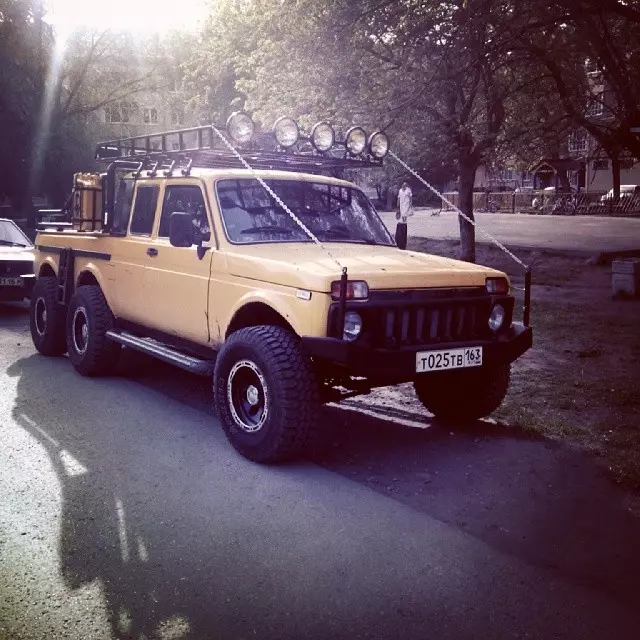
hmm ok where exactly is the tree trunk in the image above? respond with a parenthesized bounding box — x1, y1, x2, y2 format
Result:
(386, 188, 394, 212)
(458, 162, 477, 263)
(611, 152, 621, 201)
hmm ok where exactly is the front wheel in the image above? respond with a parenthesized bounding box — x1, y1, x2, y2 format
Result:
(214, 326, 320, 463)
(414, 363, 511, 422)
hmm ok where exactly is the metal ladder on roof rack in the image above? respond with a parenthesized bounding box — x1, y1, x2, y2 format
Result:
(57, 248, 74, 305)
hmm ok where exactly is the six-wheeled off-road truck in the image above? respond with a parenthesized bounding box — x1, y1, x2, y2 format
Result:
(30, 114, 532, 462)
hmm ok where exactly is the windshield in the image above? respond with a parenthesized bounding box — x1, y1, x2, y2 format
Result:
(216, 179, 393, 246)
(0, 220, 31, 247)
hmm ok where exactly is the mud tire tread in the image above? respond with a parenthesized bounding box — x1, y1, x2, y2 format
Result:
(214, 325, 320, 463)
(66, 285, 120, 377)
(30, 277, 67, 356)
(414, 363, 511, 422)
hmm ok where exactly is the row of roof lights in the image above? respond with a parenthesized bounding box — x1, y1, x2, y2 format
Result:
(226, 112, 390, 159)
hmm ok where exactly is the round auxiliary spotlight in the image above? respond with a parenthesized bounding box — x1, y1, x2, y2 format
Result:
(345, 126, 367, 156)
(273, 116, 300, 148)
(310, 121, 336, 153)
(368, 131, 390, 159)
(226, 111, 255, 144)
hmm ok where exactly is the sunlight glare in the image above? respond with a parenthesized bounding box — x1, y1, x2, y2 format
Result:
(45, 0, 210, 34)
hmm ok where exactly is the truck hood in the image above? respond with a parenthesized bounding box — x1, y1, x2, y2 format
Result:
(224, 242, 506, 292)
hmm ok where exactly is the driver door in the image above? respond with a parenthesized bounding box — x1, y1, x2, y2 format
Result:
(142, 182, 213, 345)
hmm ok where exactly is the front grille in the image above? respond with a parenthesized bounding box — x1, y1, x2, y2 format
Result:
(377, 301, 490, 348)
(329, 288, 499, 349)
(1, 261, 32, 277)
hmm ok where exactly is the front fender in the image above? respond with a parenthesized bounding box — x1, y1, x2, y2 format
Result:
(227, 289, 303, 336)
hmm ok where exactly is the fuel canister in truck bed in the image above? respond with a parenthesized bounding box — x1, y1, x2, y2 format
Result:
(72, 173, 103, 231)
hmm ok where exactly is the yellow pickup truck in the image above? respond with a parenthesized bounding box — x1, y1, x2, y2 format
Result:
(30, 114, 532, 462)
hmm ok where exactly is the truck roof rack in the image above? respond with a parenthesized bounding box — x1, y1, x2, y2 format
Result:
(95, 116, 388, 175)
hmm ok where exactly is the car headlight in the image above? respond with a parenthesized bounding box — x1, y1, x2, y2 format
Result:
(345, 126, 367, 156)
(368, 131, 390, 159)
(226, 111, 254, 144)
(273, 116, 299, 148)
(486, 277, 509, 294)
(311, 121, 335, 152)
(488, 304, 506, 332)
(343, 311, 363, 342)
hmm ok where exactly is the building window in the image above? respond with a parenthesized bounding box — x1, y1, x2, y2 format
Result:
(593, 159, 609, 171)
(104, 104, 121, 123)
(143, 107, 158, 124)
(569, 130, 588, 154)
(586, 94, 604, 117)
(120, 101, 136, 123)
(104, 101, 138, 124)
(171, 108, 184, 126)
(620, 158, 635, 171)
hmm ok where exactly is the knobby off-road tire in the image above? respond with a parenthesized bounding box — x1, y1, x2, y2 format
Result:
(30, 277, 67, 356)
(414, 363, 511, 422)
(214, 325, 320, 463)
(66, 285, 120, 377)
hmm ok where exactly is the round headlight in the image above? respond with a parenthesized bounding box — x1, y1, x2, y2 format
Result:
(343, 311, 363, 342)
(488, 304, 506, 332)
(311, 121, 335, 152)
(345, 126, 367, 156)
(226, 112, 254, 145)
(273, 116, 299, 148)
(368, 131, 389, 159)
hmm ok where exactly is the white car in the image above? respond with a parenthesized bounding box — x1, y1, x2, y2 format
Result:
(0, 218, 35, 302)
(600, 185, 639, 202)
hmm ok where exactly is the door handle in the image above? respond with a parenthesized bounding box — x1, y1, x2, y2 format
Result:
(147, 247, 158, 257)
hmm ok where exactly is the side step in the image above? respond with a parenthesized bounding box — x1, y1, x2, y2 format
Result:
(106, 330, 215, 376)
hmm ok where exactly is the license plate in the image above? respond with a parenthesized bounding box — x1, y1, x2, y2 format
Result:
(0, 276, 22, 286)
(416, 346, 483, 373)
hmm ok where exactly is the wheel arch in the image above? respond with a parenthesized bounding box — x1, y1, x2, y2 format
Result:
(226, 300, 297, 339)
(38, 260, 57, 278)
(76, 269, 100, 289)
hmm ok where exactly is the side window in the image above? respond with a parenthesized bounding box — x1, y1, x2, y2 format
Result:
(129, 185, 159, 236)
(111, 177, 135, 234)
(159, 185, 210, 243)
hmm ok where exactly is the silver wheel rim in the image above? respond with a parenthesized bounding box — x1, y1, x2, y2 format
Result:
(72, 306, 89, 355)
(34, 297, 47, 337)
(227, 359, 269, 433)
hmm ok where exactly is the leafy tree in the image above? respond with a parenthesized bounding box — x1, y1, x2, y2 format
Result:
(188, 0, 535, 262)
(516, 0, 640, 199)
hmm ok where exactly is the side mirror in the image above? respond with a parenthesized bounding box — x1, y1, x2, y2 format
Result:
(169, 212, 194, 247)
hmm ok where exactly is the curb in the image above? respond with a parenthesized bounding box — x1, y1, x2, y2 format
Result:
(406, 235, 640, 263)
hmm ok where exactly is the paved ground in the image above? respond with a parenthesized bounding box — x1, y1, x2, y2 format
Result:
(380, 209, 640, 254)
(2, 302, 640, 639)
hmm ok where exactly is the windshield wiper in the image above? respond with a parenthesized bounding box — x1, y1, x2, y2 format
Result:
(0, 240, 28, 247)
(240, 226, 294, 234)
(320, 229, 381, 245)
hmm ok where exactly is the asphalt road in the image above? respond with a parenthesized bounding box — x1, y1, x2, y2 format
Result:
(380, 209, 640, 254)
(2, 302, 640, 640)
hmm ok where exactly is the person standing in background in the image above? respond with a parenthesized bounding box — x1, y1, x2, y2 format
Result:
(395, 181, 413, 249)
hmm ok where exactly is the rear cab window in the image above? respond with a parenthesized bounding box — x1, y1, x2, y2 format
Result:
(129, 184, 160, 236)
(111, 177, 135, 235)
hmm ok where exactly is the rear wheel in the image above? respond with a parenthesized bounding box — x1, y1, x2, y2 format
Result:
(30, 277, 67, 356)
(214, 326, 320, 463)
(414, 363, 510, 422)
(66, 285, 120, 377)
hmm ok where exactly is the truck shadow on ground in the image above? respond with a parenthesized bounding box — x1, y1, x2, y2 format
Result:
(6, 351, 640, 639)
